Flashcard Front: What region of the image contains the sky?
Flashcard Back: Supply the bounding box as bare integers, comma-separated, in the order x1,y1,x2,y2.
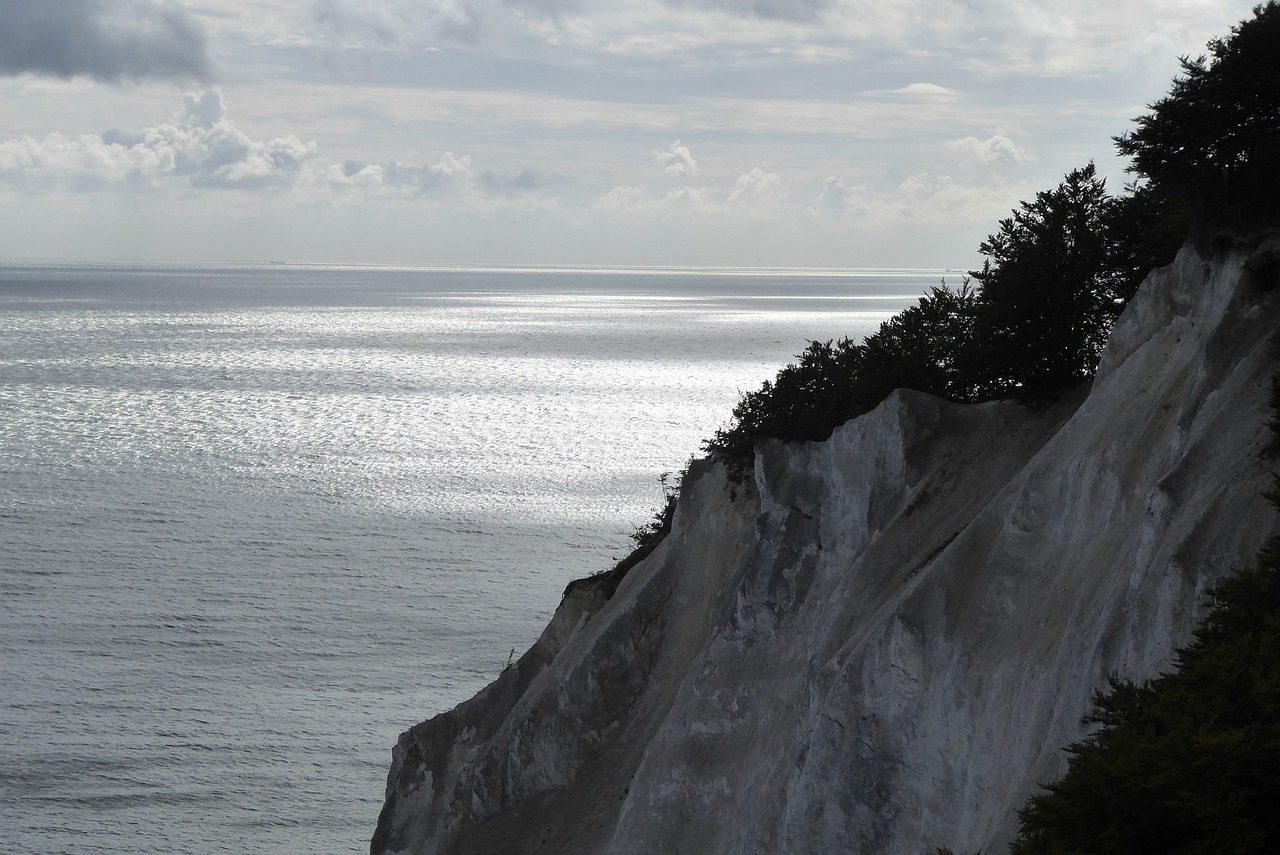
0,0,1261,268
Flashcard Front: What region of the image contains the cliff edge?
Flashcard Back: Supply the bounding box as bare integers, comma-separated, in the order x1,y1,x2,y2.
372,240,1280,855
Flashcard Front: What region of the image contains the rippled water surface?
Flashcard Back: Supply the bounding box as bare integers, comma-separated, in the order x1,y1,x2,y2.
0,262,938,854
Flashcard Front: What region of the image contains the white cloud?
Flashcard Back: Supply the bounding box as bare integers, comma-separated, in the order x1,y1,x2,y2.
592,161,788,220
312,0,487,44
591,182,719,218
0,0,1264,267
881,171,1032,230
0,89,317,193
310,0,586,45
323,152,472,197
663,0,833,23
591,184,648,214
656,140,697,178
813,175,859,217
873,82,958,97
727,166,783,209
946,134,1032,166
178,90,227,129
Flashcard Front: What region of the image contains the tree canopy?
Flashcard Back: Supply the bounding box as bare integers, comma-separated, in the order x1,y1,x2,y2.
967,164,1127,397
1115,1,1280,230
703,2,1278,480
704,166,1162,478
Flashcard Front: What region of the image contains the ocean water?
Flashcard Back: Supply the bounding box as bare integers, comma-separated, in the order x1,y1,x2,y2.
0,262,939,854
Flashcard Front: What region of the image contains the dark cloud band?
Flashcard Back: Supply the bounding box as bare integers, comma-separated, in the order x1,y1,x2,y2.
0,0,210,82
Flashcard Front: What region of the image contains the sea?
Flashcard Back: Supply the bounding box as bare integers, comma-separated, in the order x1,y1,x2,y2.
0,261,943,854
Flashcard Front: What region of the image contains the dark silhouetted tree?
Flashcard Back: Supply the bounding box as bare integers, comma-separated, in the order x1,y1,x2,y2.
967,164,1126,398
1115,1,1280,232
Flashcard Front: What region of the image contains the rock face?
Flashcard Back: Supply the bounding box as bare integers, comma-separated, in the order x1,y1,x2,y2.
372,240,1280,855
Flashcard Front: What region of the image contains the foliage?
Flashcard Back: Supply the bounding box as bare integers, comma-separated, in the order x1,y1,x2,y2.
706,4,1280,478
1115,1,1280,231
580,472,682,599
858,282,983,404
705,336,865,481
705,166,1163,478
704,283,982,480
1008,525,1280,855
966,164,1140,397
628,472,680,554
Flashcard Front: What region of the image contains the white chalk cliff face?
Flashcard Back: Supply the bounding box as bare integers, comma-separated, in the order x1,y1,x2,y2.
372,240,1280,855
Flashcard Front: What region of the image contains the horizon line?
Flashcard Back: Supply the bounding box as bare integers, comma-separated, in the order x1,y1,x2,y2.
0,257,974,278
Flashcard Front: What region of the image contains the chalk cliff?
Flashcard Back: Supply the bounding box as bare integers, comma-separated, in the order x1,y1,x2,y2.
372,239,1280,855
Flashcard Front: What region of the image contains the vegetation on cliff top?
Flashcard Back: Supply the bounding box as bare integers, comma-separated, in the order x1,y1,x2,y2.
703,165,1176,482
944,10,1280,853
1115,1,1280,236
703,1,1280,484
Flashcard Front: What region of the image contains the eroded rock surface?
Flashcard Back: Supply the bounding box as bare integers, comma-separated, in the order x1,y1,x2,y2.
373,240,1280,855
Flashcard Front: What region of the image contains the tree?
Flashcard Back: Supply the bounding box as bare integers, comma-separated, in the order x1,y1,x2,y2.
1115,1,1280,231
705,337,864,481
856,282,981,404
703,282,989,478
967,164,1125,398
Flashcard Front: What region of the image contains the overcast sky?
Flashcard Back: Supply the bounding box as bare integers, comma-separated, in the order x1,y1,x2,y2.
0,0,1259,267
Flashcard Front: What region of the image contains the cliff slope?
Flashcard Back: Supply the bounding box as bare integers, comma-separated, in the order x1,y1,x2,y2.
372,240,1280,855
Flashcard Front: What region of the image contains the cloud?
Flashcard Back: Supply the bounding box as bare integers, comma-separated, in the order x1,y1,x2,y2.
946,134,1033,166
593,160,788,220
727,166,783,208
478,168,547,197
313,0,476,43
311,0,536,44
178,89,226,129
883,171,1031,228
656,140,697,179
591,182,721,219
0,87,556,211
323,153,473,196
0,89,316,193
814,175,850,215
320,155,557,210
662,0,832,23
592,184,647,213
871,82,958,97
0,0,211,82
